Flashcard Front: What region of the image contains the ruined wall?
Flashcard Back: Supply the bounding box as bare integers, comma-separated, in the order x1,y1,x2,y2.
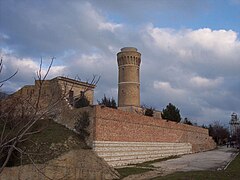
92,106,216,166
11,77,95,112
55,105,95,147
57,78,94,105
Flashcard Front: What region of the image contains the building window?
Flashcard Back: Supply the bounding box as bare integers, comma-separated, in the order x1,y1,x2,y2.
80,91,84,97
69,90,74,105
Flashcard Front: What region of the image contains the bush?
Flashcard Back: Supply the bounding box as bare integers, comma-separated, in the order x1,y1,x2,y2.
74,111,90,141
161,103,181,122
144,107,154,117
74,95,89,108
98,94,117,109
182,118,193,125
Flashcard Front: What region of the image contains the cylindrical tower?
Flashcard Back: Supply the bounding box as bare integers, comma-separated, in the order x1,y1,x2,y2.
117,47,141,107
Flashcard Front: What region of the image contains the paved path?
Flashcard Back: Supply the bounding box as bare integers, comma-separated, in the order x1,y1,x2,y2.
123,146,239,180
152,146,238,172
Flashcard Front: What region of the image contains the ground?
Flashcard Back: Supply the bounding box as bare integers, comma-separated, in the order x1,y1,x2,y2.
116,146,239,180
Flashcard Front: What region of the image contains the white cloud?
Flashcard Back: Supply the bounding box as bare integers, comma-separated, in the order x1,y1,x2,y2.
83,2,122,33
48,66,66,77
141,25,240,124
190,76,223,89
142,25,240,76
98,22,122,32
186,28,240,57
153,81,185,96
143,26,240,59
0,50,66,91
1,1,240,125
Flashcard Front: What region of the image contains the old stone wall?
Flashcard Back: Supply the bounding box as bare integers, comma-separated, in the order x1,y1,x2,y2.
10,77,95,112
57,78,94,105
55,105,95,147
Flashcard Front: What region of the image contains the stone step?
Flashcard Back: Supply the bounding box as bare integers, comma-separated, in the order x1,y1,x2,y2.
100,152,187,161
93,141,192,167
96,149,191,157
93,141,190,147
94,146,191,152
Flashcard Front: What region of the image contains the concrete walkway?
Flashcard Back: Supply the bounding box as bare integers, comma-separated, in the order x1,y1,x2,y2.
123,146,239,180
152,146,238,172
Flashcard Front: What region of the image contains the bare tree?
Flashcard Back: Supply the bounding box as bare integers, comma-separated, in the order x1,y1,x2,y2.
236,128,240,149
209,121,229,145
0,57,101,177
0,58,60,175
76,74,100,95
0,58,18,88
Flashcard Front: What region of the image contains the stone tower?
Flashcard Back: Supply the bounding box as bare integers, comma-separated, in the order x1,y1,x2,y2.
117,47,141,107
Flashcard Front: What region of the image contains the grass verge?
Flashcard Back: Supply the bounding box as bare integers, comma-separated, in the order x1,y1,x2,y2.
115,155,180,178
136,155,180,167
116,167,153,179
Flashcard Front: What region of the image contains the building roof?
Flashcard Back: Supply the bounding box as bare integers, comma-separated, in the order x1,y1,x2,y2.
54,76,96,88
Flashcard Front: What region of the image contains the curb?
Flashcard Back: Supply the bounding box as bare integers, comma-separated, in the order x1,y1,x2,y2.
223,151,239,170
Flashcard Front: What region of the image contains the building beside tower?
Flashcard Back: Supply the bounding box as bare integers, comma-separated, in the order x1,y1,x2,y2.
117,47,141,109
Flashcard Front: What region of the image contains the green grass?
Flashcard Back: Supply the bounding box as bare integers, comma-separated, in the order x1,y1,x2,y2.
115,156,180,178
1,119,86,166
152,153,240,180
116,154,240,180
136,155,180,167
116,167,153,179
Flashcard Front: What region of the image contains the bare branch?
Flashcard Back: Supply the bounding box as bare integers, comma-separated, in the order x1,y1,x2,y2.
0,58,18,87
0,57,57,174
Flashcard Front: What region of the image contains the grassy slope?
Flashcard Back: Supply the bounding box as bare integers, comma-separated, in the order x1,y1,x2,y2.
1,119,86,166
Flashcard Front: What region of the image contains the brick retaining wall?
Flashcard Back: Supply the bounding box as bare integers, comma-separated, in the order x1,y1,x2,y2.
91,106,216,166
56,105,216,167
94,106,214,146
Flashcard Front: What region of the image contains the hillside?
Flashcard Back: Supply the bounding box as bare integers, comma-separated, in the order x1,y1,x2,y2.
0,92,8,100
0,118,120,179
1,119,87,166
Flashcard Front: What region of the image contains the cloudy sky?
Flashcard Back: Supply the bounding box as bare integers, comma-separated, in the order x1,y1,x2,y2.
0,0,240,126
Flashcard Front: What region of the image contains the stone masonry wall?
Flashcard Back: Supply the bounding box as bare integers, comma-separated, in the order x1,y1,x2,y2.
94,106,215,151
55,105,95,147
92,106,216,166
